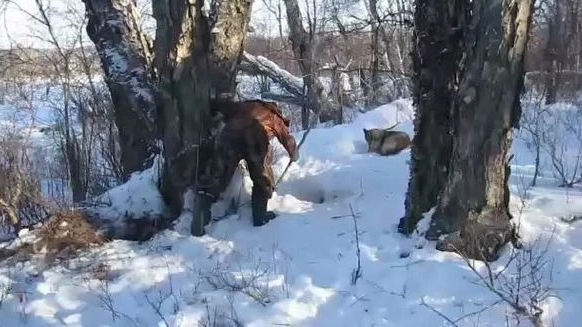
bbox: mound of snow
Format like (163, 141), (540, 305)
(86, 157), (165, 219)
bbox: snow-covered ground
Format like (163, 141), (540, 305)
(1, 99), (582, 326)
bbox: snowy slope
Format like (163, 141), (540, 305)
(1, 99), (582, 327)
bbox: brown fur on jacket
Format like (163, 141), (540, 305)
(210, 99), (297, 161)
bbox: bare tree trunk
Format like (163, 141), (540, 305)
(208, 0), (254, 98)
(359, 67), (370, 101)
(532, 142), (540, 187)
(428, 0), (534, 262)
(367, 0), (401, 75)
(283, 0), (337, 124)
(544, 1), (560, 105)
(398, 0), (467, 235)
(152, 0), (211, 217)
(82, 0), (157, 181)
(153, 0), (253, 217)
(81, 0), (253, 238)
(368, 12), (382, 106)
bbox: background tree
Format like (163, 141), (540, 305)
(0, 0), (123, 203)
(283, 0), (336, 127)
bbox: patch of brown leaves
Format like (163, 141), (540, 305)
(0, 210), (105, 265)
(38, 210), (104, 254)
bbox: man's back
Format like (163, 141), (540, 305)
(212, 99), (288, 137)
(211, 99), (297, 161)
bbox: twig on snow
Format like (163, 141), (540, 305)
(350, 203), (362, 285)
(420, 297), (460, 327)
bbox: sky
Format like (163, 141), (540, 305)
(0, 0), (81, 49)
(0, 0), (285, 49)
(0, 0), (372, 50)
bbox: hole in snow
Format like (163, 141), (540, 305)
(277, 178), (326, 204)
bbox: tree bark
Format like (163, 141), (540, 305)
(152, 0), (212, 217)
(153, 0), (253, 217)
(283, 0), (337, 124)
(82, 0), (157, 181)
(207, 0), (254, 98)
(398, 0), (467, 235)
(80, 0), (253, 238)
(428, 0), (534, 262)
(544, 0), (561, 105)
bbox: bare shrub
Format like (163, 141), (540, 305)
(1, 0), (123, 205)
(198, 295), (243, 327)
(518, 91), (550, 187)
(540, 104), (582, 187)
(519, 90), (582, 188)
(37, 210), (103, 254)
(349, 203), (362, 285)
(0, 280), (12, 309)
(422, 234), (556, 327)
(83, 277), (139, 326)
(202, 261), (272, 307)
(0, 132), (47, 236)
(0, 210), (103, 268)
(462, 234), (556, 327)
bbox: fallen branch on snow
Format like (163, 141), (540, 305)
(239, 51), (304, 99)
(349, 204), (362, 285)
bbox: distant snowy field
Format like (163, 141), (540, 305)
(1, 98), (581, 326)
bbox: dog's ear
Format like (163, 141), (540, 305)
(363, 128), (369, 136)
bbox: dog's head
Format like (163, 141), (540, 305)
(363, 128), (371, 143)
(363, 128), (382, 144)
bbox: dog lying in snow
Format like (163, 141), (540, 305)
(363, 126), (411, 156)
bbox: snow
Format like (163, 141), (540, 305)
(1, 98), (582, 327)
(81, 155), (165, 224)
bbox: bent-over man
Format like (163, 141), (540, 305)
(191, 99), (298, 236)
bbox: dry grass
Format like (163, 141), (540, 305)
(0, 210), (104, 265)
(37, 210), (104, 254)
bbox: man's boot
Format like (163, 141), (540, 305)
(252, 190), (276, 227)
(191, 192), (213, 236)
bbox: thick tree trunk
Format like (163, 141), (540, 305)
(81, 0), (252, 238)
(82, 0), (157, 181)
(153, 0), (253, 218)
(428, 0), (534, 262)
(152, 0), (212, 217)
(207, 0), (253, 98)
(283, 0), (337, 124)
(398, 0), (467, 235)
